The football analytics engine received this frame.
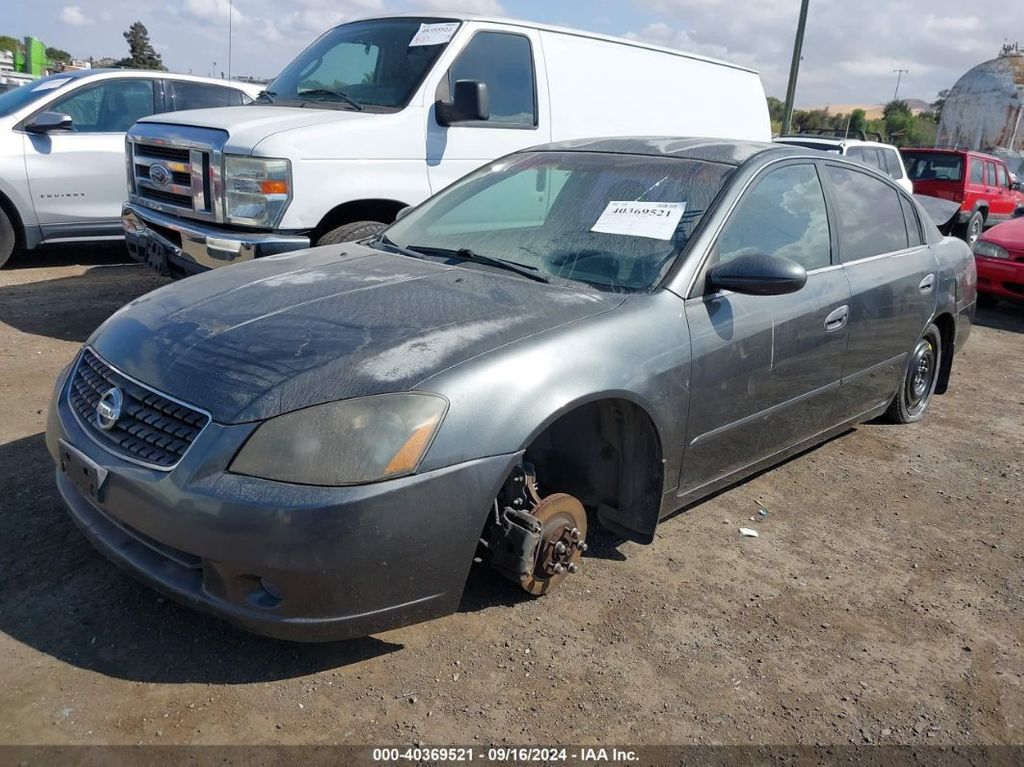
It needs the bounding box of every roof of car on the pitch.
[900,147,1006,161]
[532,136,790,166]
[776,136,900,150]
[33,68,261,94]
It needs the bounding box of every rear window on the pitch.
[969,158,984,184]
[902,152,963,182]
[826,165,909,261]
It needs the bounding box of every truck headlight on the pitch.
[973,240,1009,259]
[229,394,448,486]
[223,156,291,227]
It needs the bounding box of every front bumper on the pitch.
[47,366,518,642]
[975,255,1024,301]
[122,204,309,276]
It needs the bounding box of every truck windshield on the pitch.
[383,151,733,293]
[902,151,963,182]
[262,18,458,112]
[0,74,77,118]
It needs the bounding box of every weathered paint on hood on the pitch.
[89,245,623,423]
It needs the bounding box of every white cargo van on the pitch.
[122,13,770,274]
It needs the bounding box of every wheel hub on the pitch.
[906,338,936,410]
[520,493,588,596]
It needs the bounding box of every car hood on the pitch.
[89,245,623,423]
[978,216,1024,250]
[138,106,371,154]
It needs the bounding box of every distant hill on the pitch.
[801,99,930,119]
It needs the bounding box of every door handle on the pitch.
[919,273,935,294]
[824,304,848,333]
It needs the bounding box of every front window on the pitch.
[263,18,458,112]
[902,151,963,182]
[382,151,734,292]
[49,79,155,133]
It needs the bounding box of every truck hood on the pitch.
[138,106,372,155]
[89,245,623,424]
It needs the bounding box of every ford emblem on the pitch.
[149,163,172,188]
[96,387,123,431]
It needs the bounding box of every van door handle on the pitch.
[919,273,935,294]
[824,305,848,332]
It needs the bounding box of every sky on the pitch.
[9,0,1021,107]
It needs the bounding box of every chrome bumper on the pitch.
[122,204,310,274]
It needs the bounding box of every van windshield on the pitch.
[902,151,963,182]
[382,151,733,293]
[261,18,458,112]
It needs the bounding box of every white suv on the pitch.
[775,134,913,194]
[0,69,261,267]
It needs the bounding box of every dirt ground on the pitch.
[0,245,1021,748]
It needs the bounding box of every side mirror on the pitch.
[436,79,490,126]
[707,252,807,296]
[394,205,412,222]
[25,111,74,134]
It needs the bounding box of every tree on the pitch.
[46,46,72,63]
[0,35,22,55]
[930,88,950,122]
[116,21,165,70]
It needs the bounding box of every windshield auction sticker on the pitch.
[32,77,73,91]
[409,22,460,46]
[591,201,687,240]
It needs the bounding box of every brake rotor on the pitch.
[519,493,588,596]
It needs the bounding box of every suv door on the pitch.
[824,163,938,419]
[680,162,850,493]
[425,28,550,193]
[23,78,156,238]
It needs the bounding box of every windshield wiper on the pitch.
[372,233,427,260]
[406,245,549,284]
[296,88,364,111]
[256,89,276,103]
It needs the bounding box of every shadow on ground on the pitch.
[974,301,1024,334]
[0,432,402,684]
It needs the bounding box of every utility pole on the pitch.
[227,0,233,80]
[780,0,810,136]
[892,68,909,102]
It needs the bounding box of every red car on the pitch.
[974,216,1024,307]
[901,148,1024,246]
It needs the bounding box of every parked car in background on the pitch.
[48,138,974,641]
[121,12,771,277]
[973,216,1024,307]
[0,70,261,267]
[775,133,913,193]
[901,148,1024,246]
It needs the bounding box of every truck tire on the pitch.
[957,210,984,247]
[316,220,386,246]
[0,206,15,269]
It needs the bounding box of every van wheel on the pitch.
[316,221,386,246]
[0,207,15,269]
[958,210,984,247]
[886,323,941,424]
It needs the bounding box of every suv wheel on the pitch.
[316,221,386,246]
[0,207,15,269]
[959,210,984,247]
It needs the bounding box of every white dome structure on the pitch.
[937,44,1024,153]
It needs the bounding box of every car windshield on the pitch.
[902,151,963,182]
[0,74,77,118]
[262,18,457,111]
[383,151,734,292]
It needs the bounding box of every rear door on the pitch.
[680,161,850,493]
[425,27,550,193]
[824,163,938,418]
[23,77,156,238]
[987,161,1016,220]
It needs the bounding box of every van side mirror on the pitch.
[25,111,74,133]
[394,206,412,222]
[707,252,807,296]
[436,80,490,126]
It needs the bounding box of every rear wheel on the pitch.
[316,220,386,246]
[885,323,941,424]
[958,210,984,247]
[0,206,15,269]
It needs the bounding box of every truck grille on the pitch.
[68,349,210,469]
[130,140,212,217]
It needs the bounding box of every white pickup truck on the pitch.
[121,13,771,275]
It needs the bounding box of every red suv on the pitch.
[901,148,1024,245]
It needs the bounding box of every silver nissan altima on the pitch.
[47,137,976,641]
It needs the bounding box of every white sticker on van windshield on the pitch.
[409,22,459,47]
[33,77,72,92]
[591,201,687,240]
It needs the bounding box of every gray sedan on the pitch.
[46,138,976,641]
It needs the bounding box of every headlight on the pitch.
[229,393,447,486]
[973,240,1009,259]
[223,155,291,227]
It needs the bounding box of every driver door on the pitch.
[679,162,851,494]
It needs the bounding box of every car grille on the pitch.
[130,140,212,216]
[68,349,210,469]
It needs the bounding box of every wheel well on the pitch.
[933,312,956,395]
[522,398,664,544]
[311,199,408,243]
[974,204,988,220]
[0,189,25,250]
